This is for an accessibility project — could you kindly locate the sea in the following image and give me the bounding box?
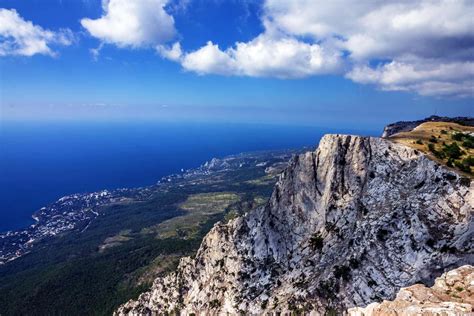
[0,121,379,232]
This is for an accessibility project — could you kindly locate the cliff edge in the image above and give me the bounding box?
[117,134,473,315]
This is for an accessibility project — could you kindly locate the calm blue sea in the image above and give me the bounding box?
[0,121,378,232]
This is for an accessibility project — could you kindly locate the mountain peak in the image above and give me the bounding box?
[117,134,472,315]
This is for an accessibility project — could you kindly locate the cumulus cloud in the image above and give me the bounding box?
[347,60,474,97]
[79,0,473,97]
[81,0,176,48]
[174,0,474,96]
[0,8,73,57]
[169,34,343,78]
[259,0,474,96]
[263,0,474,61]
[156,42,182,61]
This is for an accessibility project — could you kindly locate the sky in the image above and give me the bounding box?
[0,0,473,128]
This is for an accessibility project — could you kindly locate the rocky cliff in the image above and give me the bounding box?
[116,134,473,315]
[348,265,474,316]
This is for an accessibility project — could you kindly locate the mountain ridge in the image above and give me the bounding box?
[382,115,474,138]
[117,133,473,315]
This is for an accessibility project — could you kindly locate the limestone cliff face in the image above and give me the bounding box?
[116,135,473,315]
[348,265,474,316]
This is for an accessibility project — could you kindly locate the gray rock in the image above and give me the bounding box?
[348,265,474,315]
[116,134,473,315]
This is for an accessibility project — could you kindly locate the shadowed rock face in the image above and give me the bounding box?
[116,134,473,315]
[349,265,474,316]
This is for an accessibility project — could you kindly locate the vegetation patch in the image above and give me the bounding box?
[389,122,474,176]
[309,233,324,251]
[146,192,241,239]
[0,150,294,316]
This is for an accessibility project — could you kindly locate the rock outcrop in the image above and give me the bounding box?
[117,134,473,315]
[349,265,474,316]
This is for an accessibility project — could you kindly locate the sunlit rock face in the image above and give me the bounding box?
[349,265,474,316]
[116,134,473,315]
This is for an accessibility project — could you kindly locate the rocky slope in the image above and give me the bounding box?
[348,265,474,315]
[117,134,473,315]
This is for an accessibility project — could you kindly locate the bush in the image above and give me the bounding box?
[452,132,474,148]
[325,308,338,316]
[317,279,339,299]
[416,139,423,145]
[209,299,221,309]
[463,138,474,149]
[452,133,464,141]
[427,143,445,159]
[454,160,471,173]
[460,177,470,187]
[349,258,360,269]
[309,233,324,251]
[429,135,438,143]
[463,156,474,166]
[334,265,351,281]
[447,158,454,167]
[376,228,389,241]
[442,142,464,160]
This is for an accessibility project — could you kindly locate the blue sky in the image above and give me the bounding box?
[0,0,473,128]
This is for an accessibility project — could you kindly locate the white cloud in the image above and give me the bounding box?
[81,0,176,48]
[181,41,234,75]
[0,8,73,57]
[347,60,474,97]
[174,0,474,96]
[177,34,343,78]
[263,0,474,61]
[78,0,473,97]
[156,42,182,61]
[259,0,474,96]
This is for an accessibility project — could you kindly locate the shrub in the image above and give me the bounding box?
[376,228,389,241]
[463,156,474,166]
[317,279,339,299]
[442,142,464,160]
[452,133,464,141]
[334,265,351,281]
[454,160,471,173]
[325,308,338,316]
[427,143,445,159]
[460,177,470,187]
[463,138,474,149]
[349,258,360,269]
[209,299,221,309]
[309,233,324,251]
[447,158,454,167]
[426,239,435,248]
[429,135,438,143]
[440,245,456,253]
[416,139,423,145]
[441,130,448,134]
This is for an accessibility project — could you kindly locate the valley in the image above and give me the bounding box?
[0,149,298,315]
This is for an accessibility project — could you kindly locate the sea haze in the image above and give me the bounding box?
[0,121,378,232]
